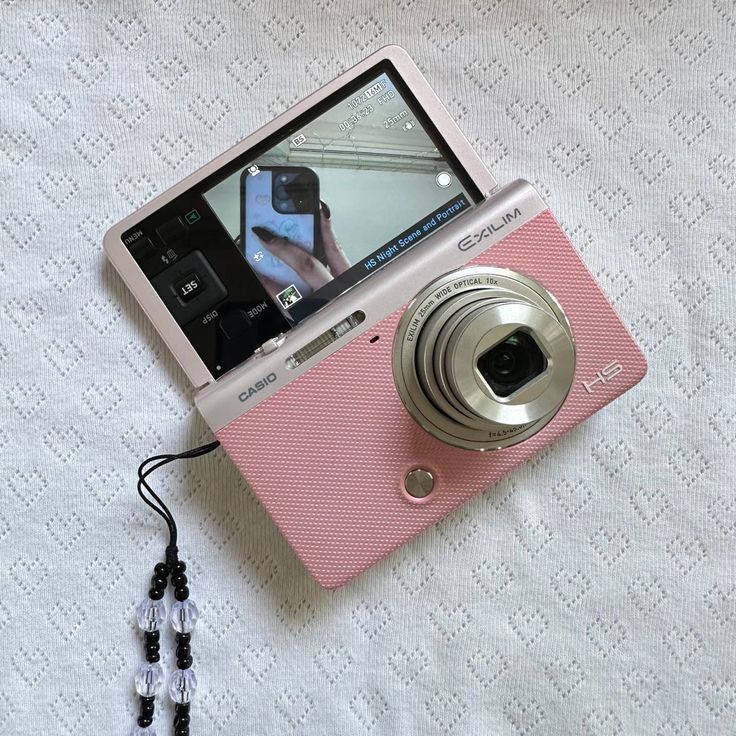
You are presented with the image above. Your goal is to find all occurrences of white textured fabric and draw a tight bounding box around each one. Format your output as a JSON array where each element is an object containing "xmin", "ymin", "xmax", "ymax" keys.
[{"xmin": 1, "ymin": 1, "xmax": 735, "ymax": 734}]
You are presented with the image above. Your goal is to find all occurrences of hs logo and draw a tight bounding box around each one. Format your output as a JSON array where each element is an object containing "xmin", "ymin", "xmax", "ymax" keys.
[{"xmin": 582, "ymin": 361, "xmax": 623, "ymax": 393}]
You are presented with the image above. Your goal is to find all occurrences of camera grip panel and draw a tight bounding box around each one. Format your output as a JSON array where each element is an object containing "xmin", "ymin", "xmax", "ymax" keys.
[{"xmin": 215, "ymin": 209, "xmax": 647, "ymax": 588}]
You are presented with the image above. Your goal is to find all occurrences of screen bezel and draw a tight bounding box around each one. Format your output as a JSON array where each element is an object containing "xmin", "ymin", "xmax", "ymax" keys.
[{"xmin": 103, "ymin": 46, "xmax": 497, "ymax": 388}]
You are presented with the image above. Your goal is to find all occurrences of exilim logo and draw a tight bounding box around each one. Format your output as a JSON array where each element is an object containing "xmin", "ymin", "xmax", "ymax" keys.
[
  {"xmin": 581, "ymin": 361, "xmax": 623, "ymax": 393},
  {"xmin": 457, "ymin": 208, "xmax": 522, "ymax": 251},
  {"xmin": 239, "ymin": 373, "xmax": 277, "ymax": 402}
]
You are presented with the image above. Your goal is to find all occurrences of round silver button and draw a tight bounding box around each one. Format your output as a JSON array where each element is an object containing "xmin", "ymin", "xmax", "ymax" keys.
[{"xmin": 404, "ymin": 468, "xmax": 434, "ymax": 498}]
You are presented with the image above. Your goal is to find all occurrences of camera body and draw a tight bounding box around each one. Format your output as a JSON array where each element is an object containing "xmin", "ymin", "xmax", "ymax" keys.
[
  {"xmin": 198, "ymin": 182, "xmax": 646, "ymax": 588},
  {"xmin": 104, "ymin": 46, "xmax": 646, "ymax": 588}
]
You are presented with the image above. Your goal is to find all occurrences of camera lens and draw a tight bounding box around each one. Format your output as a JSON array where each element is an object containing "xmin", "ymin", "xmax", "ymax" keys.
[
  {"xmin": 287, "ymin": 182, "xmax": 309, "ymax": 200},
  {"xmin": 272, "ymin": 171, "xmax": 315, "ymax": 214},
  {"xmin": 393, "ymin": 267, "xmax": 575, "ymax": 451},
  {"xmin": 477, "ymin": 331, "xmax": 547, "ymax": 397}
]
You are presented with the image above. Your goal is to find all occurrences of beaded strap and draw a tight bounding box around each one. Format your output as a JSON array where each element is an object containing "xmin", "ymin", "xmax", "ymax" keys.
[
  {"xmin": 131, "ymin": 440, "xmax": 218, "ymax": 736},
  {"xmin": 134, "ymin": 557, "xmax": 199, "ymax": 736}
]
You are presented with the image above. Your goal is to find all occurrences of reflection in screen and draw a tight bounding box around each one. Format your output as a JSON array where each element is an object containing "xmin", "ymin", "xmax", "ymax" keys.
[{"xmin": 203, "ymin": 72, "xmax": 472, "ymax": 315}]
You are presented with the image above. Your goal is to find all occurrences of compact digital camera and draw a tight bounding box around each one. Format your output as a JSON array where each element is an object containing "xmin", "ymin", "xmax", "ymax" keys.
[{"xmin": 104, "ymin": 46, "xmax": 647, "ymax": 588}]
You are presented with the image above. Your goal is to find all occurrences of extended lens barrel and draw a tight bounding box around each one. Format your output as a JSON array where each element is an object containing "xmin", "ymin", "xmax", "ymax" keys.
[{"xmin": 393, "ymin": 267, "xmax": 575, "ymax": 450}]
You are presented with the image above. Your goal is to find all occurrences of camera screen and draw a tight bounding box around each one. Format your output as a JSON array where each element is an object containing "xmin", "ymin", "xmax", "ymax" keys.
[
  {"xmin": 120, "ymin": 62, "xmax": 483, "ymax": 378},
  {"xmin": 202, "ymin": 69, "xmax": 476, "ymax": 320}
]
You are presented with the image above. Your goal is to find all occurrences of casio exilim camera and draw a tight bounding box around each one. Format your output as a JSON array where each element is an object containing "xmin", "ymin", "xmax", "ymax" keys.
[{"xmin": 104, "ymin": 46, "xmax": 647, "ymax": 588}]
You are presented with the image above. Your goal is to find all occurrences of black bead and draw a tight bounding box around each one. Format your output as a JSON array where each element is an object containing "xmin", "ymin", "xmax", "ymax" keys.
[
  {"xmin": 146, "ymin": 651, "xmax": 160, "ymax": 663},
  {"xmin": 149, "ymin": 587, "xmax": 164, "ymax": 600},
  {"xmin": 173, "ymin": 561, "xmax": 187, "ymax": 574},
  {"xmin": 174, "ymin": 714, "xmax": 190, "ymax": 727},
  {"xmin": 177, "ymin": 655, "xmax": 193, "ymax": 669},
  {"xmin": 140, "ymin": 701, "xmax": 155, "ymax": 717},
  {"xmin": 151, "ymin": 575, "xmax": 167, "ymax": 590},
  {"xmin": 137, "ymin": 715, "xmax": 153, "ymax": 728},
  {"xmin": 175, "ymin": 702, "xmax": 190, "ymax": 713},
  {"xmin": 176, "ymin": 633, "xmax": 191, "ymax": 644},
  {"xmin": 175, "ymin": 727, "xmax": 189, "ymax": 736},
  {"xmin": 145, "ymin": 630, "xmax": 160, "ymax": 644},
  {"xmin": 140, "ymin": 696, "xmax": 155, "ymax": 706},
  {"xmin": 172, "ymin": 573, "xmax": 188, "ymax": 587},
  {"xmin": 154, "ymin": 562, "xmax": 170, "ymax": 576},
  {"xmin": 145, "ymin": 644, "xmax": 161, "ymax": 656},
  {"xmin": 174, "ymin": 586, "xmax": 189, "ymax": 601},
  {"xmin": 176, "ymin": 646, "xmax": 191, "ymax": 658}
]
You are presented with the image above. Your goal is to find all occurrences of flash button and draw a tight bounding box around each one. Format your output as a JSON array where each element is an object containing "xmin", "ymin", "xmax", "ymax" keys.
[{"xmin": 404, "ymin": 468, "xmax": 434, "ymax": 498}]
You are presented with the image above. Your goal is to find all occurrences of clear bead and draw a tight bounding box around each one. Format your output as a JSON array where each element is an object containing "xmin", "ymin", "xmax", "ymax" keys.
[
  {"xmin": 169, "ymin": 668, "xmax": 197, "ymax": 703},
  {"xmin": 170, "ymin": 599, "xmax": 199, "ymax": 634},
  {"xmin": 130, "ymin": 727, "xmax": 156, "ymax": 736},
  {"xmin": 135, "ymin": 662, "xmax": 164, "ymax": 697},
  {"xmin": 136, "ymin": 599, "xmax": 166, "ymax": 632}
]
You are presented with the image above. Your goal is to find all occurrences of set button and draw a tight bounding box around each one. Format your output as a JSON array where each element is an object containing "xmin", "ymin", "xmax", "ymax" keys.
[
  {"xmin": 173, "ymin": 272, "xmax": 205, "ymax": 304},
  {"xmin": 151, "ymin": 250, "xmax": 227, "ymax": 326}
]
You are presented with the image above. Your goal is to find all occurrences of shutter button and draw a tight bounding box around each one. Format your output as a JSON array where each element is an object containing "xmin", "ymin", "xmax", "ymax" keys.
[{"xmin": 404, "ymin": 468, "xmax": 434, "ymax": 498}]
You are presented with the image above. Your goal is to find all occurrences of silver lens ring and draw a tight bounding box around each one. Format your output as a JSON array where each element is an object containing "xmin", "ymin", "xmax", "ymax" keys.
[
  {"xmin": 416, "ymin": 290, "xmax": 525, "ymax": 428},
  {"xmin": 432, "ymin": 297, "xmax": 528, "ymax": 419},
  {"xmin": 392, "ymin": 267, "xmax": 575, "ymax": 451},
  {"xmin": 443, "ymin": 301, "xmax": 575, "ymax": 425}
]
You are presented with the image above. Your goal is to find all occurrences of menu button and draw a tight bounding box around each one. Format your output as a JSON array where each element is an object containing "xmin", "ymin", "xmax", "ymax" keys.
[{"xmin": 128, "ymin": 236, "xmax": 157, "ymax": 262}]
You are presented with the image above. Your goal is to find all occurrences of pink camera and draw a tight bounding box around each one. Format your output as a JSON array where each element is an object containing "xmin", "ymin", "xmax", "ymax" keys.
[{"xmin": 104, "ymin": 47, "xmax": 646, "ymax": 588}]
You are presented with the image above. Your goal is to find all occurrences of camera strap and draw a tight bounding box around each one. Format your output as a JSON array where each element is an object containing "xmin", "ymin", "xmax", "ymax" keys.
[{"xmin": 131, "ymin": 440, "xmax": 220, "ymax": 735}]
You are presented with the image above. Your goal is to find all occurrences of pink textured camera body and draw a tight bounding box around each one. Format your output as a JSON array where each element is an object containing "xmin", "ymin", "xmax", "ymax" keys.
[
  {"xmin": 104, "ymin": 48, "xmax": 647, "ymax": 589},
  {"xmin": 202, "ymin": 184, "xmax": 647, "ymax": 589}
]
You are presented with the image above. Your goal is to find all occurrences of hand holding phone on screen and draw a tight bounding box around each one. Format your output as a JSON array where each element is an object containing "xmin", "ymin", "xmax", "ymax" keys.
[
  {"xmin": 251, "ymin": 213, "xmax": 351, "ymax": 292},
  {"xmin": 241, "ymin": 166, "xmax": 348, "ymax": 302}
]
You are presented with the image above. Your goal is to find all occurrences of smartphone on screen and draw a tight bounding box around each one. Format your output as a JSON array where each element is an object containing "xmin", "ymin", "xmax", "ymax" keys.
[{"xmin": 240, "ymin": 166, "xmax": 324, "ymax": 301}]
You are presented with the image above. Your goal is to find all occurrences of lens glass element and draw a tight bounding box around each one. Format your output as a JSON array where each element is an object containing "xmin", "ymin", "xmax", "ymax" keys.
[
  {"xmin": 477, "ymin": 331, "xmax": 547, "ymax": 397},
  {"xmin": 271, "ymin": 171, "xmax": 317, "ymax": 214}
]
